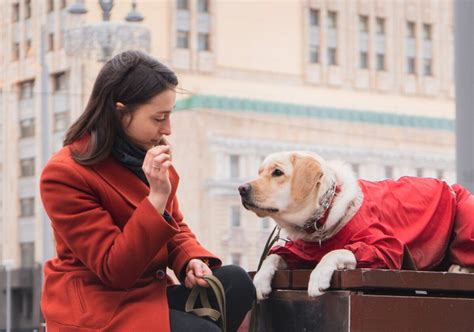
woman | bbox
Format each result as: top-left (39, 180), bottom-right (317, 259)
top-left (40, 51), bottom-right (255, 331)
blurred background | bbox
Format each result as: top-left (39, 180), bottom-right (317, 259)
top-left (0, 0), bottom-right (472, 330)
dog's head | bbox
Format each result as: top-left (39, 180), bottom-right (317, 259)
top-left (239, 151), bottom-right (336, 228)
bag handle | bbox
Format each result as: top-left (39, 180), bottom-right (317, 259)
top-left (185, 275), bottom-right (227, 332)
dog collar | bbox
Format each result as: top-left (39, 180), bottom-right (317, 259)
top-left (302, 181), bottom-right (340, 237)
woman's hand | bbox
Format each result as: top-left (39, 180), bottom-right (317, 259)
top-left (185, 259), bottom-right (213, 288)
top-left (143, 145), bottom-right (172, 213)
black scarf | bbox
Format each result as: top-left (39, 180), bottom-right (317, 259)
top-left (111, 134), bottom-right (174, 222)
top-left (112, 134), bottom-right (149, 186)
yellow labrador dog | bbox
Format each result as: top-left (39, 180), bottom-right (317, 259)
top-left (239, 151), bottom-right (474, 299)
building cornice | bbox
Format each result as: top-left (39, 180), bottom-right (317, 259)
top-left (176, 94), bottom-right (454, 131)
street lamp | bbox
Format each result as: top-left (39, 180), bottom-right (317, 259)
top-left (65, 0), bottom-right (150, 62)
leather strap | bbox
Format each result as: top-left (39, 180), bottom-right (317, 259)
top-left (185, 275), bottom-right (227, 332)
top-left (249, 225), bottom-right (281, 332)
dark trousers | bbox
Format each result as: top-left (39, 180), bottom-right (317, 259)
top-left (167, 265), bottom-right (255, 332)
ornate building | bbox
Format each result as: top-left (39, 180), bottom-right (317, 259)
top-left (0, 0), bottom-right (454, 328)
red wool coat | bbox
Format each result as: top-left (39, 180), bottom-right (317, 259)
top-left (271, 177), bottom-right (457, 270)
top-left (40, 136), bottom-right (221, 331)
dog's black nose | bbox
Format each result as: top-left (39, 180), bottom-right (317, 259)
top-left (238, 183), bottom-right (251, 197)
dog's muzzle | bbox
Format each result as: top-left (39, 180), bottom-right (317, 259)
top-left (238, 183), bottom-right (252, 199)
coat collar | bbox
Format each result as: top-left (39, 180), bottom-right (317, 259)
top-left (70, 134), bottom-right (179, 209)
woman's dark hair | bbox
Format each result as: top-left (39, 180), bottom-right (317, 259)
top-left (64, 50), bottom-right (179, 165)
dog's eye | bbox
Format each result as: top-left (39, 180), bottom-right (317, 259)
top-left (272, 169), bottom-right (284, 177)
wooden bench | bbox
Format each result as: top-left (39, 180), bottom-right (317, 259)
top-left (249, 269), bottom-right (474, 331)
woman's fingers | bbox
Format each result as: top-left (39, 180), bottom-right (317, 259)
top-left (148, 145), bottom-right (171, 157)
top-left (151, 154), bottom-right (171, 168)
top-left (185, 269), bottom-right (198, 288)
top-left (185, 262), bottom-right (212, 288)
top-left (143, 145), bottom-right (171, 168)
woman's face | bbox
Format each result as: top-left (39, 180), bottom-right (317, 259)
top-left (120, 89), bottom-right (176, 150)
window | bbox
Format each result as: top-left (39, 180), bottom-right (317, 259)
top-left (230, 155), bottom-right (240, 179)
top-left (423, 59), bottom-right (432, 76)
top-left (60, 0), bottom-right (67, 9)
top-left (19, 197), bottom-right (35, 217)
top-left (19, 81), bottom-right (34, 100)
top-left (327, 11), bottom-right (337, 29)
top-left (25, 0), bottom-right (32, 19)
top-left (407, 57), bottom-right (416, 74)
top-left (359, 51), bottom-right (368, 69)
top-left (13, 288), bottom-right (33, 321)
top-left (230, 206), bottom-right (241, 228)
top-left (359, 15), bottom-right (368, 33)
top-left (358, 15), bottom-right (369, 69)
top-left (198, 33), bottom-right (210, 51)
top-left (20, 242), bottom-right (35, 268)
top-left (407, 21), bottom-right (416, 38)
top-left (177, 0), bottom-right (188, 10)
top-left (176, 31), bottom-right (189, 49)
top-left (328, 48), bottom-right (337, 65)
top-left (25, 38), bottom-right (32, 58)
top-left (20, 118), bottom-right (35, 138)
top-left (416, 168), bottom-right (423, 177)
top-left (405, 21), bottom-right (416, 74)
top-left (422, 24), bottom-right (432, 40)
top-left (376, 54), bottom-right (385, 71)
top-left (20, 158), bottom-right (35, 177)
top-left (12, 2), bottom-right (20, 22)
top-left (12, 42), bottom-right (20, 61)
top-left (384, 165), bottom-right (393, 179)
top-left (351, 163), bottom-right (360, 177)
top-left (406, 21), bottom-right (417, 74)
top-left (309, 8), bottom-right (319, 27)
top-left (376, 18), bottom-right (386, 71)
top-left (47, 0), bottom-right (54, 12)
top-left (53, 72), bottom-right (68, 92)
top-left (376, 18), bottom-right (385, 34)
top-left (308, 8), bottom-right (320, 64)
top-left (422, 23), bottom-right (433, 76)
top-left (48, 33), bottom-right (55, 52)
top-left (54, 112), bottom-right (70, 132)
top-left (261, 217), bottom-right (271, 230)
top-left (309, 45), bottom-right (319, 63)
top-left (230, 253), bottom-right (241, 265)
top-left (174, 0), bottom-right (212, 68)
top-left (327, 11), bottom-right (338, 66)
top-left (197, 0), bottom-right (209, 13)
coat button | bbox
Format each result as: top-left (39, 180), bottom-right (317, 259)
top-left (155, 269), bottom-right (166, 280)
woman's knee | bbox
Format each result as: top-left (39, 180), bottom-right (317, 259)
top-left (214, 265), bottom-right (256, 304)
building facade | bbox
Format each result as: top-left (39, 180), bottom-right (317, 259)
top-left (0, 0), bottom-right (455, 328)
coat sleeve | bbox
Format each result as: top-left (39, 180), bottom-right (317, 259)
top-left (40, 160), bottom-right (180, 289)
top-left (167, 198), bottom-right (222, 282)
top-left (344, 222), bottom-right (404, 269)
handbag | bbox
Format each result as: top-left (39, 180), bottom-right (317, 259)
top-left (185, 275), bottom-right (227, 332)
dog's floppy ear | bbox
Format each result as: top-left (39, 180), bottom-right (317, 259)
top-left (290, 154), bottom-right (323, 203)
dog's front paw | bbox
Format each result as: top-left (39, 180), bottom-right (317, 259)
top-left (307, 264), bottom-right (333, 297)
top-left (449, 264), bottom-right (474, 274)
top-left (307, 249), bottom-right (357, 297)
top-left (253, 271), bottom-right (273, 301)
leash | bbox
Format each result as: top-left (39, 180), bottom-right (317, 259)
top-left (185, 274), bottom-right (227, 332)
top-left (186, 226), bottom-right (282, 332)
top-left (249, 225), bottom-right (282, 332)
top-left (257, 225), bottom-right (282, 270)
